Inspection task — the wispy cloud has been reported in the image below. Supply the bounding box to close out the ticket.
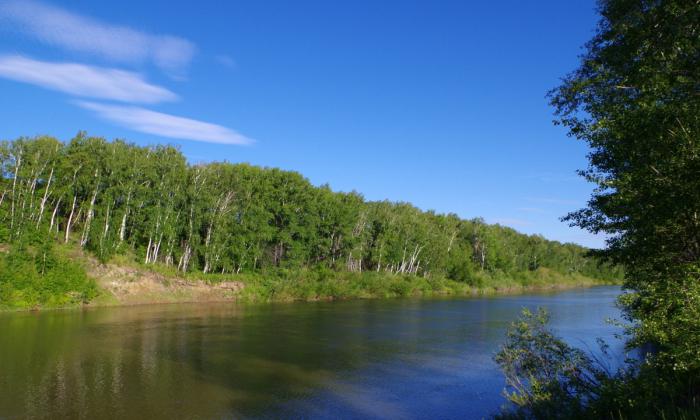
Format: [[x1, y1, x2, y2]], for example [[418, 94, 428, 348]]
[[0, 1, 253, 146], [0, 0, 196, 77], [76, 101, 253, 145], [0, 55, 177, 103]]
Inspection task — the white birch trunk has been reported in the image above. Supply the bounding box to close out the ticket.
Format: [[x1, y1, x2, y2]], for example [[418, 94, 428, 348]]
[[145, 236, 152, 264], [35, 166, 54, 228], [10, 153, 21, 230], [80, 183, 99, 247], [64, 195, 77, 243], [49, 197, 62, 233], [118, 191, 131, 242]]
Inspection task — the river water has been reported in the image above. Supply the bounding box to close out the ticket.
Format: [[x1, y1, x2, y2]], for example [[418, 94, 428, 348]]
[[0, 286, 625, 419]]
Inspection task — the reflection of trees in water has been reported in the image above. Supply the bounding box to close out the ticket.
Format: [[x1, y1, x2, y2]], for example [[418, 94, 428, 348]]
[[0, 306, 240, 419], [0, 300, 473, 418], [0, 293, 620, 419]]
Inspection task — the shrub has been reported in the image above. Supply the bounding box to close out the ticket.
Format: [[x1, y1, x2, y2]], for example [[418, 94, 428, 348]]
[[0, 243, 97, 309]]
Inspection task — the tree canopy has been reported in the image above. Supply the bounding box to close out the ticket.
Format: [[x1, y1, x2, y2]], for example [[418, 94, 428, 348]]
[[551, 0, 700, 374], [497, 0, 700, 417], [0, 133, 619, 291]]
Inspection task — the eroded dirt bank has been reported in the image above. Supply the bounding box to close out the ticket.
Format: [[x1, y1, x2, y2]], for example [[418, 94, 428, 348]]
[[88, 262, 244, 306]]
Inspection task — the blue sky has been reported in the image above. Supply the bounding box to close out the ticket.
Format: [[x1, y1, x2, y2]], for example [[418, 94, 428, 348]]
[[0, 0, 604, 247]]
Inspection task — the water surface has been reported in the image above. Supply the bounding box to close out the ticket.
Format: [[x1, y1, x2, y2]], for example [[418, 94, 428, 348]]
[[0, 286, 624, 419]]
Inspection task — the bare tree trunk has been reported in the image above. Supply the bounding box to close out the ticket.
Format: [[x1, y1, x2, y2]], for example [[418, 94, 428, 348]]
[[103, 204, 111, 238], [447, 230, 457, 253], [35, 166, 54, 228], [118, 190, 132, 242], [64, 195, 77, 243], [27, 159, 48, 218], [49, 197, 62, 233], [10, 153, 21, 230], [398, 247, 408, 274], [145, 236, 152, 264], [407, 244, 423, 274], [99, 202, 111, 253], [80, 183, 99, 247], [178, 242, 191, 272], [165, 238, 176, 266], [203, 191, 234, 273], [178, 203, 196, 273], [153, 235, 162, 263]]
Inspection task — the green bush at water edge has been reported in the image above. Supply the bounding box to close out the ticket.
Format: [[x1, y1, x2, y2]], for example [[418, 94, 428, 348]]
[[0, 242, 97, 309]]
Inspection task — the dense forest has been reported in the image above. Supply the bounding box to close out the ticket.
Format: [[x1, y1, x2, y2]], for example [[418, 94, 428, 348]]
[[0, 134, 620, 307]]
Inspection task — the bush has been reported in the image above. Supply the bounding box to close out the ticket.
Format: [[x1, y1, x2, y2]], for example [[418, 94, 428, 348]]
[[494, 308, 700, 419], [494, 308, 606, 419], [0, 242, 97, 309]]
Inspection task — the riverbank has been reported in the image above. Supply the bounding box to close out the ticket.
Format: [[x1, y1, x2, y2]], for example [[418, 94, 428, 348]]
[[77, 259, 620, 310], [89, 263, 613, 308], [0, 245, 619, 311]]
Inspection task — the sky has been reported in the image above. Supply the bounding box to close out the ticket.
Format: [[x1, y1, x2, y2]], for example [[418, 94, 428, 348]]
[[0, 0, 605, 248]]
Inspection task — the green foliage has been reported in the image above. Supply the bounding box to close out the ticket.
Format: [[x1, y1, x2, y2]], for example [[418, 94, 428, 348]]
[[496, 308, 700, 420], [0, 242, 97, 309], [495, 308, 606, 419], [234, 269, 471, 303], [498, 0, 700, 417], [0, 134, 619, 301], [550, 0, 700, 369]]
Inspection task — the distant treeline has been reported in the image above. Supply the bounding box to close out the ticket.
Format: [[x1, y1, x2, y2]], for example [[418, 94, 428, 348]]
[[0, 134, 621, 282]]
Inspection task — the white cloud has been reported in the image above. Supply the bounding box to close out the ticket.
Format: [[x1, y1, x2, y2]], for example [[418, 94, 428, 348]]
[[76, 101, 253, 145], [0, 55, 177, 103], [0, 0, 195, 76]]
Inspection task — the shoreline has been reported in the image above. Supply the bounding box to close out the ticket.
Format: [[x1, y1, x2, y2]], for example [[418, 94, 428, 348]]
[[0, 245, 621, 313], [1, 272, 619, 313]]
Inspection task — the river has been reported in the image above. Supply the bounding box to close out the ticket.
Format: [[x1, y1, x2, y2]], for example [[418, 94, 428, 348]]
[[0, 286, 625, 419]]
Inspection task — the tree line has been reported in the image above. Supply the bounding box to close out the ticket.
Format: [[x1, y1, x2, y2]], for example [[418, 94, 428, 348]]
[[0, 134, 620, 283]]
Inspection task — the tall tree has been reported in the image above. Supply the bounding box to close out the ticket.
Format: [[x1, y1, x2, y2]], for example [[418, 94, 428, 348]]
[[0, 134, 621, 284], [550, 0, 700, 404]]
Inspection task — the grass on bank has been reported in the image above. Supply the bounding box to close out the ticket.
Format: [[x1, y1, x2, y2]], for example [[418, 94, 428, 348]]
[[0, 242, 617, 310], [104, 247, 614, 303], [226, 267, 612, 303]]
